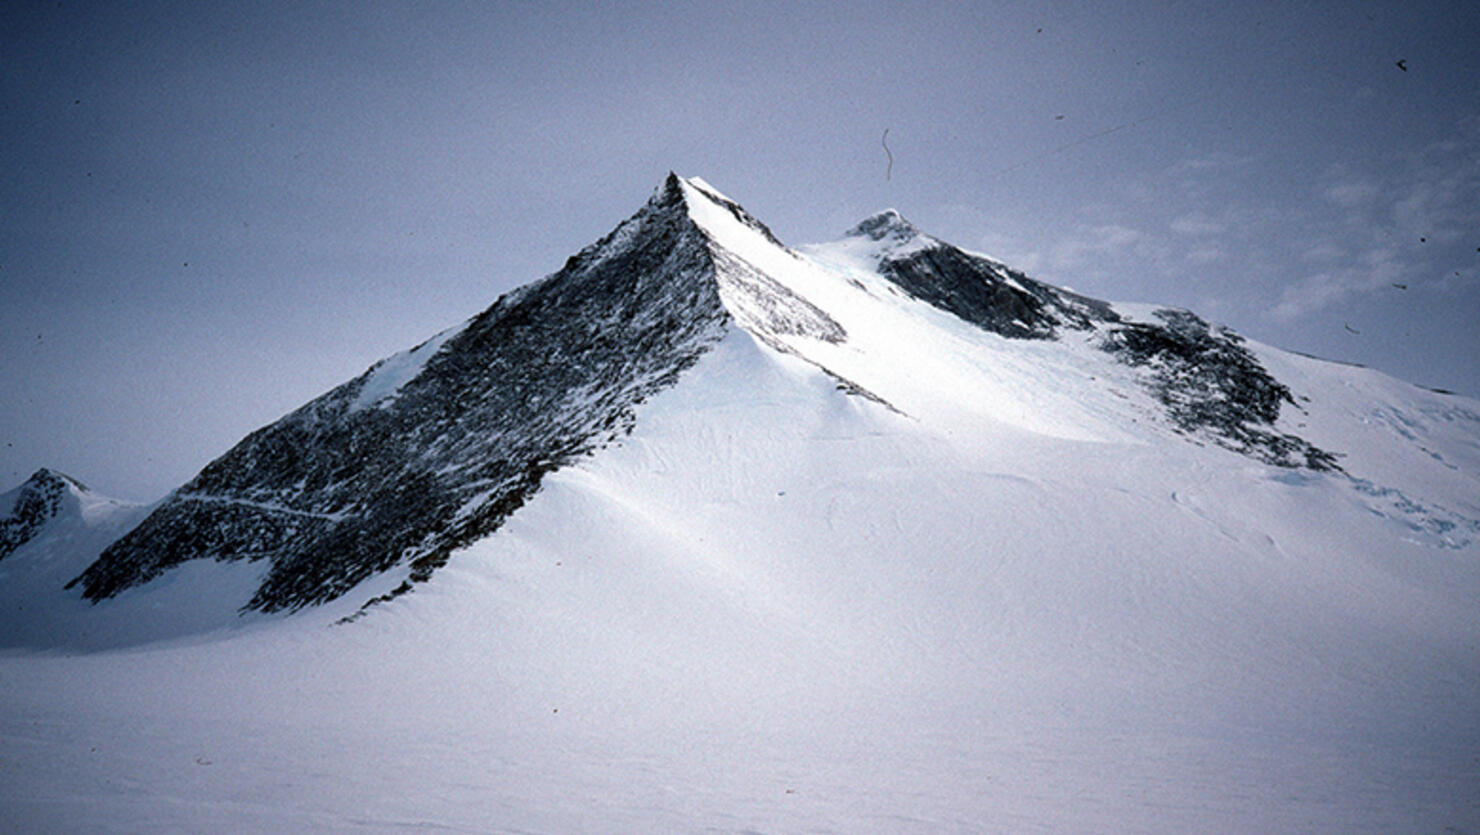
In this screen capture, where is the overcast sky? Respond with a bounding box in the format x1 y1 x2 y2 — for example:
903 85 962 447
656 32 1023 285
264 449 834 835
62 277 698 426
4 0 1477 500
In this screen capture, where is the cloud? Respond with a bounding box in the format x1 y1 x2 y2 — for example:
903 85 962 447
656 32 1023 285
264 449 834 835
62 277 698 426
1184 246 1226 265
1044 224 1149 274
1299 242 1346 263
946 119 1477 330
1265 121 1480 321
1166 152 1252 177
1390 153 1479 245
1086 224 1142 249
1269 247 1405 322
1324 182 1379 208
1169 216 1225 236
1268 273 1348 322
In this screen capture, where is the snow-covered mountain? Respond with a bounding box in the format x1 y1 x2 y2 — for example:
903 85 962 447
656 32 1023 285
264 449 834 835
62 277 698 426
3 175 1478 830
0 469 153 648
56 174 1429 618
1 468 90 560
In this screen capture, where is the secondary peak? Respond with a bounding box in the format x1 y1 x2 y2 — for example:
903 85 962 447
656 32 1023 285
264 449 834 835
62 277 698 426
846 209 922 244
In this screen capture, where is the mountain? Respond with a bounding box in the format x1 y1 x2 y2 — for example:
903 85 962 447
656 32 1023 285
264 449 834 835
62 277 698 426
0 469 152 648
1 468 91 560
3 175 1478 830
62 175 1383 618
69 174 839 613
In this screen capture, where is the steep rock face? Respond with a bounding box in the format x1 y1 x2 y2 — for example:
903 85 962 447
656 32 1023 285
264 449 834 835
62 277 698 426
855 210 1116 339
71 175 733 612
1 469 88 560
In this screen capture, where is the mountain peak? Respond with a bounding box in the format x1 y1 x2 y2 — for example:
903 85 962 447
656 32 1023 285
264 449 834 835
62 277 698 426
847 209 920 242
2 468 90 560
74 176 742 612
25 468 89 494
671 174 787 250
567 174 784 273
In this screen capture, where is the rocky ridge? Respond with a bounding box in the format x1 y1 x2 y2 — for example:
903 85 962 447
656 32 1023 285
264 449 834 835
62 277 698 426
849 211 1337 469
72 175 738 611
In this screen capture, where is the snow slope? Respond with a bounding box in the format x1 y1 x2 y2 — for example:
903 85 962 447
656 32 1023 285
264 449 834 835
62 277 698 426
2 176 1477 831
0 470 276 650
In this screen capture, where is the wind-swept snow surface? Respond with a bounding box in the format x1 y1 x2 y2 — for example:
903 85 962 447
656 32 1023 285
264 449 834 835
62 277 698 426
2 176 1477 831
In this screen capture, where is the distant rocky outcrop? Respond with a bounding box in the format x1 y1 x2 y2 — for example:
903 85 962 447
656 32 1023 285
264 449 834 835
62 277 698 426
1 469 88 560
856 210 1336 469
1102 308 1339 470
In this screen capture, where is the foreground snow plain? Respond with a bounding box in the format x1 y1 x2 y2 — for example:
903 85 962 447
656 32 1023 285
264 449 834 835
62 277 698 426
3 178 1478 832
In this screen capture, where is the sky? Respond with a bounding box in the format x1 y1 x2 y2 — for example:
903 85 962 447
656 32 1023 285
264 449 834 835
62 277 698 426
3 0 1477 501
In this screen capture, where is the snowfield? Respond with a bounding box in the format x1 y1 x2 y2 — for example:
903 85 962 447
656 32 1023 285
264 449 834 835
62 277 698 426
2 177 1477 832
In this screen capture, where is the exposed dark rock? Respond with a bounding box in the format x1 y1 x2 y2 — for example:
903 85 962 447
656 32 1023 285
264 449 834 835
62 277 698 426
853 214 1335 470
1101 309 1340 470
1 469 85 560
862 213 1117 340
847 210 920 245
70 174 733 612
